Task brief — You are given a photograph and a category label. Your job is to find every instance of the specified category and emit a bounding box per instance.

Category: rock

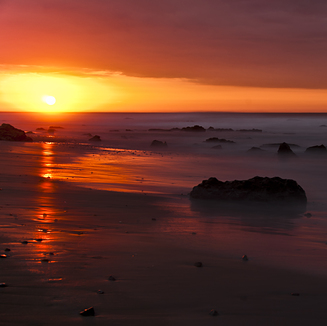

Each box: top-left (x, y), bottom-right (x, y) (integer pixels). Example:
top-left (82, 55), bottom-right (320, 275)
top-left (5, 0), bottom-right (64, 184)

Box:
top-left (79, 307), bottom-right (95, 316)
top-left (305, 144), bottom-right (327, 154)
top-left (49, 126), bottom-right (64, 129)
top-left (21, 241), bottom-right (28, 244)
top-left (36, 127), bottom-right (46, 131)
top-left (209, 309), bottom-right (219, 316)
top-left (108, 275), bottom-right (116, 281)
top-left (205, 137), bottom-right (235, 143)
top-left (47, 128), bottom-right (56, 134)
top-left (291, 293), bottom-right (300, 296)
top-left (238, 129), bottom-right (262, 132)
top-left (277, 142), bottom-right (296, 156)
top-left (194, 262), bottom-right (203, 267)
top-left (242, 255), bottom-right (249, 261)
top-left (0, 123), bottom-right (33, 141)
top-left (97, 290), bottom-right (105, 294)
top-left (0, 254), bottom-right (7, 258)
top-left (182, 125), bottom-right (206, 132)
top-left (0, 283), bottom-right (8, 287)
top-left (89, 135), bottom-right (101, 141)
top-left (150, 140), bottom-right (167, 147)
top-left (4, 248), bottom-right (10, 252)
top-left (304, 212), bottom-right (312, 218)
top-left (190, 176), bottom-right (307, 205)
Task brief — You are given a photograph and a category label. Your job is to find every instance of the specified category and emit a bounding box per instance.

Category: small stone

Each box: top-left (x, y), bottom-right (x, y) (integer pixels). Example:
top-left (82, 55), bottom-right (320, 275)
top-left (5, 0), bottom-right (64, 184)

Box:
top-left (0, 254), bottom-right (7, 258)
top-left (97, 290), bottom-right (105, 294)
top-left (80, 307), bottom-right (95, 316)
top-left (4, 248), bottom-right (10, 252)
top-left (209, 309), bottom-right (219, 316)
top-left (0, 283), bottom-right (8, 287)
top-left (304, 213), bottom-right (312, 218)
top-left (108, 275), bottom-right (116, 281)
top-left (291, 293), bottom-right (300, 296)
top-left (194, 262), bottom-right (203, 267)
top-left (242, 255), bottom-right (249, 261)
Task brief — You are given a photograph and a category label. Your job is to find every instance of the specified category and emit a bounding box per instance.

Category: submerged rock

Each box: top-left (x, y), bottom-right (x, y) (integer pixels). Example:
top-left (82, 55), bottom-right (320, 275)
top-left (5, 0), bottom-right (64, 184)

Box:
top-left (190, 176), bottom-right (307, 205)
top-left (0, 123), bottom-right (33, 141)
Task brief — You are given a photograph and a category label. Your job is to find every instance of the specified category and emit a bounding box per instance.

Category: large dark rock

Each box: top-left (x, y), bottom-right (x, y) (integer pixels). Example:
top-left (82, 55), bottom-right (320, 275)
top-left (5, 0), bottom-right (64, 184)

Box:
top-left (190, 176), bottom-right (307, 205)
top-left (0, 124), bottom-right (33, 141)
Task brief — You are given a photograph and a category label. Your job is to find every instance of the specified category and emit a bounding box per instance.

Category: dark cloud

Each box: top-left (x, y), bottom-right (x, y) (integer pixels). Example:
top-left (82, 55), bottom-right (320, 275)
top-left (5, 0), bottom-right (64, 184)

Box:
top-left (0, 0), bottom-right (326, 88)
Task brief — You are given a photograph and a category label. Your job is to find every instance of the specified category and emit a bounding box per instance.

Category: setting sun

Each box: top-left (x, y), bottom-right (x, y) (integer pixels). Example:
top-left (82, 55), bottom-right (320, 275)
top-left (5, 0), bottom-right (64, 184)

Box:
top-left (43, 95), bottom-right (56, 105)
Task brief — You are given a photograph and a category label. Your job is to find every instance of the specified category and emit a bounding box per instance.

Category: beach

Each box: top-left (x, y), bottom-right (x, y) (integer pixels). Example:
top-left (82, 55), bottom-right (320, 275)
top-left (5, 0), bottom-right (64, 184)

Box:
top-left (1, 112), bottom-right (327, 325)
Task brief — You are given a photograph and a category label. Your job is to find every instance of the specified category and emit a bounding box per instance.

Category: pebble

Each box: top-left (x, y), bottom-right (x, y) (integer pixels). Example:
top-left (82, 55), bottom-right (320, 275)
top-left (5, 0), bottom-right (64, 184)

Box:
top-left (194, 262), bottom-right (203, 267)
top-left (108, 275), bottom-right (116, 281)
top-left (242, 255), bottom-right (249, 261)
top-left (209, 309), bottom-right (219, 316)
top-left (79, 307), bottom-right (95, 316)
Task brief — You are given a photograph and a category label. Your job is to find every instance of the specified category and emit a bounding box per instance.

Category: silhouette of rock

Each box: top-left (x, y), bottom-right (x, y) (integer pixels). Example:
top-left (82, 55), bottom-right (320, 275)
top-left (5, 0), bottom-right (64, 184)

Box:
top-left (80, 307), bottom-right (95, 316)
top-left (238, 128), bottom-right (262, 132)
top-left (108, 275), bottom-right (116, 281)
top-left (36, 127), bottom-right (46, 131)
top-left (182, 125), bottom-right (206, 132)
top-left (242, 255), bottom-right (249, 261)
top-left (190, 176), bottom-right (307, 205)
top-left (49, 126), bottom-right (64, 129)
top-left (305, 144), bottom-right (327, 154)
top-left (205, 137), bottom-right (235, 143)
top-left (89, 135), bottom-right (101, 141)
top-left (209, 309), bottom-right (219, 316)
top-left (0, 283), bottom-right (8, 287)
top-left (47, 128), bottom-right (56, 134)
top-left (0, 124), bottom-right (33, 141)
top-left (277, 142), bottom-right (296, 156)
top-left (194, 262), bottom-right (203, 267)
top-left (151, 140), bottom-right (168, 147)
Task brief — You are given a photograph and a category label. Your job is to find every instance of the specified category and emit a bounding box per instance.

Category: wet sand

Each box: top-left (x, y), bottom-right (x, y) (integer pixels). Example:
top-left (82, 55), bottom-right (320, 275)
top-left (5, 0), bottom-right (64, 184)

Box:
top-left (1, 139), bottom-right (327, 325)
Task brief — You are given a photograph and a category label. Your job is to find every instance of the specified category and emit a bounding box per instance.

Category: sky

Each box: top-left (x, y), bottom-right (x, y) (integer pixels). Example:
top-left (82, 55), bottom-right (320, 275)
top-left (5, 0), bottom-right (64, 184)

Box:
top-left (0, 0), bottom-right (326, 113)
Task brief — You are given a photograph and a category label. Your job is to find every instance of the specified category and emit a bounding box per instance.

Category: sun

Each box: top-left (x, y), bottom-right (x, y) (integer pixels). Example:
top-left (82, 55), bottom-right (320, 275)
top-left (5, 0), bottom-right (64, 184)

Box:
top-left (42, 95), bottom-right (56, 105)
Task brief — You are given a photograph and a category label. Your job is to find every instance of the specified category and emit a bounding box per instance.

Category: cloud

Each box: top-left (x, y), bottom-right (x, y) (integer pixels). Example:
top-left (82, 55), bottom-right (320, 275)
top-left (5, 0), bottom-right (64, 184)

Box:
top-left (0, 0), bottom-right (326, 88)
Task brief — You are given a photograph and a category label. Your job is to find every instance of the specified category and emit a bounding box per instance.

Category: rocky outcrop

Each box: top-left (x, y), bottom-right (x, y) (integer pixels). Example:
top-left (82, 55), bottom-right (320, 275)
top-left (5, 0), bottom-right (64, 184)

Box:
top-left (89, 135), bottom-right (101, 141)
top-left (190, 176), bottom-right (307, 205)
top-left (305, 144), bottom-right (327, 154)
top-left (205, 137), bottom-right (235, 144)
top-left (182, 125), bottom-right (206, 132)
top-left (278, 142), bottom-right (296, 156)
top-left (151, 140), bottom-right (168, 147)
top-left (0, 123), bottom-right (33, 141)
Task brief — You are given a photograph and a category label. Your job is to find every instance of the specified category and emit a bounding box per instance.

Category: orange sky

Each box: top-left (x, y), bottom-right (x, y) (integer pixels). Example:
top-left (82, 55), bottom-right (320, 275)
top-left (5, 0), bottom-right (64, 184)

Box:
top-left (0, 0), bottom-right (326, 113)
